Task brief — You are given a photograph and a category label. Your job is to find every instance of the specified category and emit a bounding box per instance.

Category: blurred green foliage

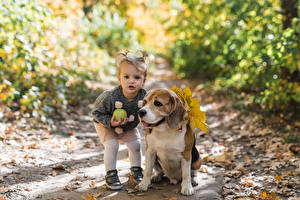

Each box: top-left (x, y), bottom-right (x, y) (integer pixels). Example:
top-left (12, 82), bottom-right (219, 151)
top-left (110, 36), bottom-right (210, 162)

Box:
top-left (0, 0), bottom-right (139, 122)
top-left (1, 0), bottom-right (299, 122)
top-left (83, 4), bottom-right (140, 56)
top-left (168, 0), bottom-right (300, 112)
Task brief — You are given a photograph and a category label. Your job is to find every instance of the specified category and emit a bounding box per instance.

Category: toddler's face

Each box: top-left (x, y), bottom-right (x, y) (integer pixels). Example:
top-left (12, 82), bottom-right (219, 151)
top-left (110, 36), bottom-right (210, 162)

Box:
top-left (118, 62), bottom-right (145, 99)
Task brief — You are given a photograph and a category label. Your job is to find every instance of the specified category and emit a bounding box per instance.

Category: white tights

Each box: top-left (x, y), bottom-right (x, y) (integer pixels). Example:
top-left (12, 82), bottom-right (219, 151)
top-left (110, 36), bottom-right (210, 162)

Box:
top-left (103, 139), bottom-right (141, 171)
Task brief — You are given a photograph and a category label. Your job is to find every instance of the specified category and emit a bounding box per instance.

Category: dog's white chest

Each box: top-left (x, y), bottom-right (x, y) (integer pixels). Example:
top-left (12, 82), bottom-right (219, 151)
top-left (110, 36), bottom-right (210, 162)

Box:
top-left (146, 126), bottom-right (187, 179)
top-left (148, 127), bottom-right (186, 153)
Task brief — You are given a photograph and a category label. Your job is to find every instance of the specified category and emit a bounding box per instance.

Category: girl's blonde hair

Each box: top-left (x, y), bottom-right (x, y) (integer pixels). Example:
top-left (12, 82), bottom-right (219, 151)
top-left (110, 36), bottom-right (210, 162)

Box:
top-left (115, 50), bottom-right (148, 79)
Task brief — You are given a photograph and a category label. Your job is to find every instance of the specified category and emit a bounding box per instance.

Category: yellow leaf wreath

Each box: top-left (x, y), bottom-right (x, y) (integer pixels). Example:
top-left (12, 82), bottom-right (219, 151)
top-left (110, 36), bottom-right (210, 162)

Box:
top-left (170, 86), bottom-right (209, 132)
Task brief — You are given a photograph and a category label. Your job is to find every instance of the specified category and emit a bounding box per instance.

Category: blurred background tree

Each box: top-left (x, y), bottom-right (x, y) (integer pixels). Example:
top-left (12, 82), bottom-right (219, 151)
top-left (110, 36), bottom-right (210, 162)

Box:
top-left (0, 0), bottom-right (299, 122)
top-left (166, 0), bottom-right (299, 113)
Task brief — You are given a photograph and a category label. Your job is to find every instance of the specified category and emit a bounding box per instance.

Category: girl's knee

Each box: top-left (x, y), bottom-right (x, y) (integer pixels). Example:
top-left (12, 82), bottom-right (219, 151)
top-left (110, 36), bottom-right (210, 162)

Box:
top-left (103, 139), bottom-right (119, 150)
top-left (126, 140), bottom-right (141, 152)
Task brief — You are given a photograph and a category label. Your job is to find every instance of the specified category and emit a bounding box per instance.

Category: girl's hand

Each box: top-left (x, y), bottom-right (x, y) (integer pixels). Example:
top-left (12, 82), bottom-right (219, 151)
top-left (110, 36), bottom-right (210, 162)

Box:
top-left (111, 116), bottom-right (128, 127)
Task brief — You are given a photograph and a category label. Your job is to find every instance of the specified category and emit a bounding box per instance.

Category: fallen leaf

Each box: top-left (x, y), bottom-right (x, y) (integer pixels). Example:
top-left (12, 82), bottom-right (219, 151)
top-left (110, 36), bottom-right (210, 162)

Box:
top-left (203, 152), bottom-right (227, 163)
top-left (68, 130), bottom-right (74, 135)
top-left (201, 167), bottom-right (208, 173)
top-left (81, 193), bottom-right (96, 200)
top-left (43, 133), bottom-right (51, 139)
top-left (126, 188), bottom-right (137, 194)
top-left (93, 192), bottom-right (102, 198)
top-left (90, 181), bottom-right (95, 188)
top-left (21, 146), bottom-right (28, 151)
top-left (274, 175), bottom-right (282, 181)
top-left (127, 174), bottom-right (138, 188)
top-left (0, 196), bottom-right (6, 200)
top-left (259, 191), bottom-right (280, 200)
top-left (52, 164), bottom-right (64, 170)
top-left (285, 171), bottom-right (292, 176)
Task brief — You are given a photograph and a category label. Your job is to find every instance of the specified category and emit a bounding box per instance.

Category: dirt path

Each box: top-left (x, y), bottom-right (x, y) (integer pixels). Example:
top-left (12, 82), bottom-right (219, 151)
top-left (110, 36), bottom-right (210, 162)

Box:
top-left (1, 58), bottom-right (299, 200)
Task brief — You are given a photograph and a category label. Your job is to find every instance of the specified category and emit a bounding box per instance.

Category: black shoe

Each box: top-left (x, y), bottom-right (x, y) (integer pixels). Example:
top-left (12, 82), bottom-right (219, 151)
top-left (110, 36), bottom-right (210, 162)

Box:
top-left (130, 166), bottom-right (143, 182)
top-left (105, 170), bottom-right (123, 190)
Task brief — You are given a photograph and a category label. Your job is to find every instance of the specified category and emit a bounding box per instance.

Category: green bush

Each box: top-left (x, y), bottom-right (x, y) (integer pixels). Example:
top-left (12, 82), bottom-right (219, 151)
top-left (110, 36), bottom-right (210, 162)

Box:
top-left (168, 0), bottom-right (300, 112)
top-left (0, 0), bottom-right (141, 122)
top-left (83, 4), bottom-right (141, 56)
top-left (0, 0), bottom-right (61, 122)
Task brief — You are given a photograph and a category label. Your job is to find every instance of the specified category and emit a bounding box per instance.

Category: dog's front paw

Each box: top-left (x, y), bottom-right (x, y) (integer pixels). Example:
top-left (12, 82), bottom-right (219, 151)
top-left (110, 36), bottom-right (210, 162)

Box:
top-left (136, 179), bottom-right (150, 191)
top-left (181, 184), bottom-right (194, 195)
top-left (151, 173), bottom-right (162, 183)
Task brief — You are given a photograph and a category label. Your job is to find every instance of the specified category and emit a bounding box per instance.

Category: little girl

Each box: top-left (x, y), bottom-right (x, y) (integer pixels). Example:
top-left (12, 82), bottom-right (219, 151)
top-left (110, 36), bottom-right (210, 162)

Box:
top-left (92, 50), bottom-right (148, 190)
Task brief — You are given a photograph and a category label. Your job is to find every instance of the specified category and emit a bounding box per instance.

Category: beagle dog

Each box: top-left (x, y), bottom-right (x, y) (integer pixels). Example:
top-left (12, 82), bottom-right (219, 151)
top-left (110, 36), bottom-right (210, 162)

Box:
top-left (137, 88), bottom-right (201, 195)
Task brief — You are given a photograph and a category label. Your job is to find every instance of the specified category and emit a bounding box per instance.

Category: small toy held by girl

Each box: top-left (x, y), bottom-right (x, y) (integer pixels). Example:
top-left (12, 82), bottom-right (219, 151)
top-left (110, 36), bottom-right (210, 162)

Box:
top-left (92, 50), bottom-right (148, 190)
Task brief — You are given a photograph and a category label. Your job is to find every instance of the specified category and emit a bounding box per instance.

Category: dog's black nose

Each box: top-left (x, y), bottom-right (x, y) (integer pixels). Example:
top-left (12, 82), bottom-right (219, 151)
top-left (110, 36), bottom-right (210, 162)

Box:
top-left (138, 109), bottom-right (147, 117)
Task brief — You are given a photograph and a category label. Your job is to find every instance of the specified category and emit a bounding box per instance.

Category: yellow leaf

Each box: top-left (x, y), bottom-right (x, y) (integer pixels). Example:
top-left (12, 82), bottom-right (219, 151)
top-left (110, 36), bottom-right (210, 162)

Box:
top-left (274, 175), bottom-right (282, 181)
top-left (170, 86), bottom-right (209, 132)
top-left (260, 191), bottom-right (268, 199)
top-left (81, 193), bottom-right (96, 200)
top-left (90, 181), bottom-right (95, 188)
top-left (201, 167), bottom-right (208, 173)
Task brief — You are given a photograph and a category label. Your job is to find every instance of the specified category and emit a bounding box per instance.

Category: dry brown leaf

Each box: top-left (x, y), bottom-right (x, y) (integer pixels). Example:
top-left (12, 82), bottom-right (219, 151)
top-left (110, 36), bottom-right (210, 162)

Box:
top-left (127, 174), bottom-right (138, 188)
top-left (21, 146), bottom-right (28, 151)
top-left (5, 126), bottom-right (13, 135)
top-left (287, 144), bottom-right (299, 154)
top-left (126, 188), bottom-right (136, 194)
top-left (285, 171), bottom-right (292, 176)
top-left (52, 164), bottom-right (64, 170)
top-left (0, 196), bottom-right (6, 200)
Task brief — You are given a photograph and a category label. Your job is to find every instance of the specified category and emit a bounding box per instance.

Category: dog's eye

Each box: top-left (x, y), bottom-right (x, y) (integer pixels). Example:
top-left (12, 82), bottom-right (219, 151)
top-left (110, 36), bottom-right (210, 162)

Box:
top-left (143, 99), bottom-right (147, 105)
top-left (154, 100), bottom-right (163, 107)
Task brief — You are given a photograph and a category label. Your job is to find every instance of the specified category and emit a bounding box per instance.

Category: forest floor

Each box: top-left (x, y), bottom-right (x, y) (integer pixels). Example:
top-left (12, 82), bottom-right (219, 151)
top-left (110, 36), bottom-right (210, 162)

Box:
top-left (0, 58), bottom-right (299, 200)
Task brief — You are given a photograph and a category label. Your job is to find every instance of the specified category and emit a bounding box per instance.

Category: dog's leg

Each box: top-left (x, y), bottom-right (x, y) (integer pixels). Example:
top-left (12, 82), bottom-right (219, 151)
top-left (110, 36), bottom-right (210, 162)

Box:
top-left (180, 158), bottom-right (194, 195)
top-left (137, 149), bottom-right (156, 191)
top-left (191, 170), bottom-right (198, 186)
top-left (151, 161), bottom-right (163, 183)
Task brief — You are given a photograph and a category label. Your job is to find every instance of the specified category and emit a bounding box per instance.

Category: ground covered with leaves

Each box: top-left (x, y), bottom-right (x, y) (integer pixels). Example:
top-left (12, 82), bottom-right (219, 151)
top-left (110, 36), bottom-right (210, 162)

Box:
top-left (195, 89), bottom-right (300, 200)
top-left (1, 64), bottom-right (299, 200)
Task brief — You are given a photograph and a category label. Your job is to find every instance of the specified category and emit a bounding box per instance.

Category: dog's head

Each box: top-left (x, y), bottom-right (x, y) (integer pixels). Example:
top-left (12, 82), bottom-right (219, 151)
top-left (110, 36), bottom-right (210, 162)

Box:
top-left (138, 88), bottom-right (187, 129)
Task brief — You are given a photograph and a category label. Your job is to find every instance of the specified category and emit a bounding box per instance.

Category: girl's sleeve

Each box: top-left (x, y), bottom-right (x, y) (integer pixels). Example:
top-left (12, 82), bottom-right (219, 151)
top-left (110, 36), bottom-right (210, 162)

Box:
top-left (91, 91), bottom-right (113, 128)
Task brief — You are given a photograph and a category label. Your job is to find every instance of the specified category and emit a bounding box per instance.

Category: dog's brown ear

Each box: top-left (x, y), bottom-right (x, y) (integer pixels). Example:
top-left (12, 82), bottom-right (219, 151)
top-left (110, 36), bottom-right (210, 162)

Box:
top-left (166, 97), bottom-right (187, 129)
